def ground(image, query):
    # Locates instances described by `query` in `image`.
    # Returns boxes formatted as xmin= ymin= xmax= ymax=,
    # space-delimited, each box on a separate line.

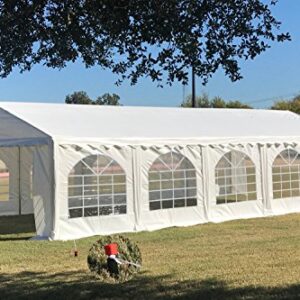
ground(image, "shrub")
xmin=87 ymin=235 xmax=142 ymax=283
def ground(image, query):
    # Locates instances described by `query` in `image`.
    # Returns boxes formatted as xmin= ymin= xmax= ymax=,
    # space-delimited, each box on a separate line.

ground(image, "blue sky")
xmin=0 ymin=1 xmax=299 ymax=108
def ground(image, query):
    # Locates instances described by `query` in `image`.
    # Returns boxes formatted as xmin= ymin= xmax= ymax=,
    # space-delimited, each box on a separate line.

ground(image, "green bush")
xmin=87 ymin=235 xmax=142 ymax=283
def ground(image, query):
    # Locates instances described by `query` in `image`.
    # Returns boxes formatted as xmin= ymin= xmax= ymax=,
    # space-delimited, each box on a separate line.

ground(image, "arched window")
xmin=0 ymin=160 xmax=9 ymax=201
xmin=272 ymin=149 xmax=300 ymax=199
xmin=148 ymin=152 xmax=197 ymax=210
xmin=215 ymin=151 xmax=256 ymax=204
xmin=68 ymin=154 xmax=126 ymax=218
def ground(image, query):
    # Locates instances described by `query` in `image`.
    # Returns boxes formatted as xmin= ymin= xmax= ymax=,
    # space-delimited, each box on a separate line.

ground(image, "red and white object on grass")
xmin=104 ymin=243 xmax=119 ymax=256
xmin=104 ymin=243 xmax=141 ymax=268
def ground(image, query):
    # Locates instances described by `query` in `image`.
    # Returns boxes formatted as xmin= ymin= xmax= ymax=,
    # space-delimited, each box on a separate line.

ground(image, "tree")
xmin=65 ymin=91 xmax=92 ymax=104
xmin=271 ymin=95 xmax=300 ymax=114
xmin=226 ymin=101 xmax=252 ymax=109
xmin=181 ymin=93 xmax=210 ymax=108
xmin=180 ymin=94 xmax=253 ymax=109
xmin=0 ymin=1 xmax=290 ymax=86
xmin=211 ymin=97 xmax=226 ymax=108
xmin=65 ymin=91 xmax=121 ymax=105
xmin=95 ymin=93 xmax=121 ymax=106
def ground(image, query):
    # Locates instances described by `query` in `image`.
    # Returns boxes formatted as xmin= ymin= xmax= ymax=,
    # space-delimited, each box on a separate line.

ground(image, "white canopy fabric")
xmin=0 ymin=102 xmax=299 ymax=144
xmin=0 ymin=102 xmax=299 ymax=240
xmin=0 ymin=106 xmax=50 ymax=146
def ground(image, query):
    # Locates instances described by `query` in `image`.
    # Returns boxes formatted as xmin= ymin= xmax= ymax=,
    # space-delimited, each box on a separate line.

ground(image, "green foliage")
xmin=271 ymin=95 xmax=300 ymax=114
xmin=65 ymin=91 xmax=121 ymax=105
xmin=95 ymin=93 xmax=121 ymax=106
xmin=210 ymin=97 xmax=226 ymax=108
xmin=0 ymin=1 xmax=290 ymax=85
xmin=65 ymin=91 xmax=92 ymax=104
xmin=226 ymin=101 xmax=252 ymax=109
xmin=181 ymin=94 xmax=253 ymax=109
xmin=87 ymin=235 xmax=142 ymax=283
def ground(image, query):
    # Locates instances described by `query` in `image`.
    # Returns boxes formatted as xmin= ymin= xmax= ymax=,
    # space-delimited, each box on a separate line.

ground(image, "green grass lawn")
xmin=1 ymin=214 xmax=300 ymax=299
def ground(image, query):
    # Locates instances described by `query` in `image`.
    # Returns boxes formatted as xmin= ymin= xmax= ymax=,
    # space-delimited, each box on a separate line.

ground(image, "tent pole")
xmin=192 ymin=66 xmax=196 ymax=108
xmin=18 ymin=146 xmax=21 ymax=215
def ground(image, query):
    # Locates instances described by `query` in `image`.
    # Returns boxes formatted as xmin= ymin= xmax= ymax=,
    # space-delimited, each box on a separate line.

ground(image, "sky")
xmin=0 ymin=1 xmax=299 ymax=108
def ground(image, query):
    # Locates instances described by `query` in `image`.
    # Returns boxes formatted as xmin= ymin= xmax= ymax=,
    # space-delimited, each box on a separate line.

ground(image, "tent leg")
xmin=18 ymin=146 xmax=21 ymax=215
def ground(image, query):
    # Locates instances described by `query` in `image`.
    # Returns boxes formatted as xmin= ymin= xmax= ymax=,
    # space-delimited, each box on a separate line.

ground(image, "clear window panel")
xmin=99 ymin=185 xmax=113 ymax=194
xmin=281 ymin=173 xmax=290 ymax=181
xmin=162 ymin=200 xmax=173 ymax=209
xmin=84 ymin=197 xmax=98 ymax=206
xmin=149 ymin=172 xmax=160 ymax=181
xmin=215 ymin=151 xmax=256 ymax=205
xmin=161 ymin=171 xmax=173 ymax=180
xmin=162 ymin=190 xmax=173 ymax=199
xmin=68 ymin=186 xmax=83 ymax=197
xmin=247 ymin=174 xmax=256 ymax=183
xmin=292 ymin=190 xmax=300 ymax=197
xmin=99 ymin=175 xmax=112 ymax=185
xmin=186 ymin=179 xmax=196 ymax=187
xmin=273 ymin=191 xmax=281 ymax=199
xmin=148 ymin=152 xmax=197 ymax=211
xmin=246 ymin=167 xmax=256 ymax=175
xmin=99 ymin=195 xmax=113 ymax=205
xmin=247 ymin=183 xmax=256 ymax=192
xmin=99 ymin=206 xmax=113 ymax=216
xmin=291 ymin=181 xmax=299 ymax=189
xmin=174 ymin=199 xmax=185 ymax=207
xmin=186 ymin=189 xmax=197 ymax=197
xmin=272 ymin=166 xmax=280 ymax=173
xmin=149 ymin=201 xmax=161 ymax=210
xmin=161 ymin=181 xmax=173 ymax=190
xmin=174 ymin=189 xmax=185 ymax=199
xmin=84 ymin=207 xmax=98 ymax=217
xmin=68 ymin=176 xmax=82 ymax=186
xmin=114 ymin=185 xmax=126 ymax=194
xmin=272 ymin=174 xmax=281 ymax=182
xmin=226 ymin=194 xmax=237 ymax=203
xmin=84 ymin=176 xmax=98 ymax=185
xmin=72 ymin=161 xmax=93 ymax=175
xmin=114 ymin=205 xmax=127 ymax=214
xmin=113 ymin=175 xmax=126 ymax=183
xmin=114 ymin=195 xmax=126 ymax=204
xmin=186 ymin=170 xmax=196 ymax=178
xmin=186 ymin=198 xmax=197 ymax=206
xmin=149 ymin=191 xmax=161 ymax=200
xmin=237 ymin=194 xmax=247 ymax=201
xmin=0 ymin=167 xmax=9 ymax=201
xmin=282 ymin=182 xmax=290 ymax=190
xmin=173 ymin=170 xmax=185 ymax=178
xmin=149 ymin=181 xmax=160 ymax=190
xmin=84 ymin=185 xmax=98 ymax=196
xmin=104 ymin=160 xmax=124 ymax=175
xmin=68 ymin=154 xmax=127 ymax=218
xmin=68 ymin=197 xmax=83 ymax=208
xmin=174 ymin=179 xmax=185 ymax=188
xmin=248 ymin=192 xmax=257 ymax=201
xmin=216 ymin=196 xmax=226 ymax=204
xmin=69 ymin=208 xmax=83 ymax=218
xmin=282 ymin=190 xmax=291 ymax=198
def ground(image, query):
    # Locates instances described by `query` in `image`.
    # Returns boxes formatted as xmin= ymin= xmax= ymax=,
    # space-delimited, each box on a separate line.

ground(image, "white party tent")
xmin=0 ymin=102 xmax=300 ymax=240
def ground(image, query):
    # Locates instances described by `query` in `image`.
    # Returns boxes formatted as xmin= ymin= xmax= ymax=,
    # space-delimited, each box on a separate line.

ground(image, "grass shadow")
xmin=0 ymin=270 xmax=300 ymax=300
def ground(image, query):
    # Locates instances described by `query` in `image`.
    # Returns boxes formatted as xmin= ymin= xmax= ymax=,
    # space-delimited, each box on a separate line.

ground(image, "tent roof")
xmin=0 ymin=102 xmax=299 ymax=145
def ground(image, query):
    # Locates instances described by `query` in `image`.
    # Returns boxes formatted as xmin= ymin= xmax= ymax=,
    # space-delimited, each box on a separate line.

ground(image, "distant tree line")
xmin=65 ymin=90 xmax=300 ymax=114
xmin=271 ymin=95 xmax=300 ymax=114
xmin=180 ymin=93 xmax=252 ymax=109
xmin=65 ymin=91 xmax=121 ymax=106
xmin=181 ymin=93 xmax=300 ymax=114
